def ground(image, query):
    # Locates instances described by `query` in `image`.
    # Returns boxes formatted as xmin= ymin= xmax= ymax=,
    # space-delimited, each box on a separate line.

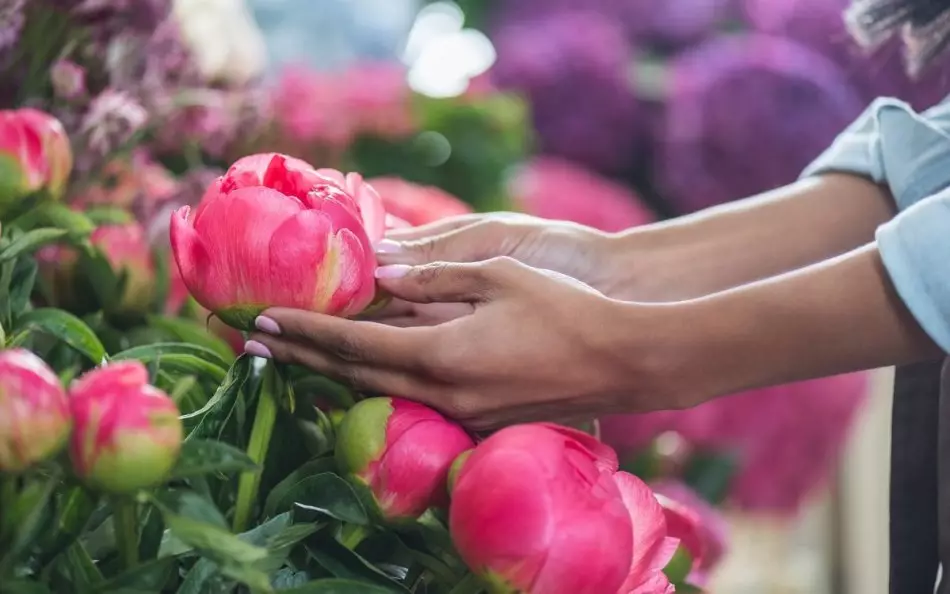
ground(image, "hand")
xmin=246 ymin=258 xmax=660 ymax=430
xmin=366 ymin=213 xmax=622 ymax=326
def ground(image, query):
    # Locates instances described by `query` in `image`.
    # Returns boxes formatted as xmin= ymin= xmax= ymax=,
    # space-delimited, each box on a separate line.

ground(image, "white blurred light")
xmin=403 ymin=1 xmax=496 ymax=98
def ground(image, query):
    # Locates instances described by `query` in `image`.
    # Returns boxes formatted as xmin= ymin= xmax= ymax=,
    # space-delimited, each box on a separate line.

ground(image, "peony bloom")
xmin=510 ymin=156 xmax=655 ymax=232
xmin=652 ymin=480 xmax=729 ymax=589
xmin=0 ymin=349 xmax=71 ymax=472
xmin=165 ymin=263 xmax=244 ymax=354
xmin=92 ymin=223 xmax=157 ymax=315
xmin=449 ymin=423 xmax=676 ymax=594
xmin=367 ymin=177 xmax=472 ymax=227
xmin=170 ymin=153 xmax=385 ymax=329
xmin=335 ymin=397 xmax=474 ymax=521
xmin=601 ymin=373 xmax=869 ymax=513
xmin=658 ymin=34 xmax=864 ymax=213
xmin=68 ymin=361 xmax=183 ymax=494
xmin=0 ymin=108 xmax=73 ymax=207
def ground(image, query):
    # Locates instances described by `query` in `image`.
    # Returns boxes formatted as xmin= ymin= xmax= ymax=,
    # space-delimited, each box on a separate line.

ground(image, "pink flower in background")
xmin=271 ymin=66 xmax=357 ymax=148
xmin=335 ymin=397 xmax=475 ymax=521
xmin=50 ymin=59 xmax=87 ymax=100
xmin=0 ymin=349 xmax=71 ymax=472
xmin=652 ymin=480 xmax=729 ymax=588
xmin=68 ymin=361 xmax=183 ymax=494
xmin=170 ymin=153 xmax=383 ymax=329
xmin=0 ymin=108 xmax=73 ymax=203
xmin=601 ymin=373 xmax=869 ymax=513
xmin=91 ymin=222 xmax=158 ymax=315
xmin=367 ymin=177 xmax=472 ymax=227
xmin=510 ymin=156 xmax=655 ymax=232
xmin=449 ymin=423 xmax=676 ymax=594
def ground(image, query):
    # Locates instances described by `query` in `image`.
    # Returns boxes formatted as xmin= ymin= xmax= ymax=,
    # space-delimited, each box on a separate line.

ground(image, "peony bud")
xmin=0 ymin=349 xmax=71 ymax=472
xmin=170 ymin=153 xmax=385 ymax=329
xmin=92 ymin=223 xmax=156 ymax=315
xmin=50 ymin=59 xmax=87 ymax=101
xmin=68 ymin=361 xmax=183 ymax=494
xmin=449 ymin=424 xmax=678 ymax=594
xmin=335 ymin=397 xmax=474 ymax=521
xmin=0 ymin=108 xmax=72 ymax=208
xmin=367 ymin=177 xmax=472 ymax=227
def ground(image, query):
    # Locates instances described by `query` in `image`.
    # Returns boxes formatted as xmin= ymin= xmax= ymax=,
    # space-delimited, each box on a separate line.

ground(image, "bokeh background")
xmin=243 ymin=1 xmax=940 ymax=591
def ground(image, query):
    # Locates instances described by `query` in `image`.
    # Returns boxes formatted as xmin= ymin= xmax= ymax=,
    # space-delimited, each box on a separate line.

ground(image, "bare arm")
xmin=607 ymin=174 xmax=895 ymax=301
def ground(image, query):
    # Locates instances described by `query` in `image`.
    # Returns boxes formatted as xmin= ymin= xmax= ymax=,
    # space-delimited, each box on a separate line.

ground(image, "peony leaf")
xmin=14 ymin=308 xmax=107 ymax=364
xmin=265 ymin=473 xmax=368 ymax=526
xmin=305 ymin=531 xmax=410 ymax=593
xmin=186 ymin=354 xmax=252 ymax=441
xmin=170 ymin=439 xmax=259 ymax=478
xmin=19 ymin=202 xmax=96 ymax=236
xmin=143 ymin=314 xmax=236 ymax=363
xmin=263 ymin=457 xmax=337 ymax=518
xmin=0 ymin=228 xmax=69 ymax=263
xmin=35 ymin=487 xmax=98 ymax=568
xmin=278 ymin=579 xmax=395 ymax=594
xmin=92 ymin=556 xmax=178 ymax=592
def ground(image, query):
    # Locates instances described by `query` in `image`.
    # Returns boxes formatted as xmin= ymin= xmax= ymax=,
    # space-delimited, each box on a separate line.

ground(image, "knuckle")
xmin=414 ymin=262 xmax=450 ymax=286
xmin=331 ymin=334 xmax=365 ymax=363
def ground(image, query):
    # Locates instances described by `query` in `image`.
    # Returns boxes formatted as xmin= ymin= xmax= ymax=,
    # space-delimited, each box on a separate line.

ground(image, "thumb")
xmin=375 ymin=219 xmax=505 ymax=266
xmin=374 ymin=258 xmax=519 ymax=304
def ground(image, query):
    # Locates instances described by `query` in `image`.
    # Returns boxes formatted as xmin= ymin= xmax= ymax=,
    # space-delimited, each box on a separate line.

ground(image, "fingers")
xmin=384 ymin=214 xmax=486 ymax=241
xmin=252 ymin=308 xmax=432 ymax=370
xmin=244 ymin=335 xmax=425 ymax=395
xmin=377 ymin=215 xmax=530 ymax=266
xmin=374 ymin=258 xmax=523 ymax=304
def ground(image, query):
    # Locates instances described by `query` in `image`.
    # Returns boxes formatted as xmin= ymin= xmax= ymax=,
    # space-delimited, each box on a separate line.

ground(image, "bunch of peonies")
xmin=0 ymin=350 xmax=183 ymax=494
xmin=335 ymin=397 xmax=717 ymax=593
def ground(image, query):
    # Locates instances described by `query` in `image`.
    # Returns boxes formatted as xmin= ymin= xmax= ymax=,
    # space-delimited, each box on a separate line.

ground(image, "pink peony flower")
xmin=0 ymin=108 xmax=73 ymax=206
xmin=366 ymin=177 xmax=472 ymax=227
xmin=68 ymin=361 xmax=183 ymax=494
xmin=449 ymin=423 xmax=676 ymax=594
xmin=652 ymin=480 xmax=729 ymax=588
xmin=335 ymin=397 xmax=475 ymax=521
xmin=91 ymin=222 xmax=157 ymax=315
xmin=170 ymin=153 xmax=385 ymax=329
xmin=510 ymin=156 xmax=656 ymax=232
xmin=0 ymin=349 xmax=71 ymax=472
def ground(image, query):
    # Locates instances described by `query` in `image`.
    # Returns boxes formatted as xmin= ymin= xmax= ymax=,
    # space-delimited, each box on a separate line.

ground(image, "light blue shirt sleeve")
xmin=801 ymin=96 xmax=950 ymax=352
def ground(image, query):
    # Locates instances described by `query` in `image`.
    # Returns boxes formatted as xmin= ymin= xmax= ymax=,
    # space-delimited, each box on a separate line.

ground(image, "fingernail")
xmin=375 ymin=239 xmax=403 ymax=254
xmin=244 ymin=340 xmax=272 ymax=359
xmin=255 ymin=315 xmax=281 ymax=335
xmin=375 ymin=264 xmax=412 ymax=279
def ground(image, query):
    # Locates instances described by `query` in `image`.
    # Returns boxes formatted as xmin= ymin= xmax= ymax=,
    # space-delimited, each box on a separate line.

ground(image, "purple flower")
xmin=490 ymin=11 xmax=643 ymax=173
xmin=0 ymin=0 xmax=25 ymax=55
xmin=78 ymin=89 xmax=147 ymax=171
xmin=742 ymin=0 xmax=950 ymax=110
xmin=50 ymin=59 xmax=86 ymax=100
xmin=656 ymin=34 xmax=865 ymax=213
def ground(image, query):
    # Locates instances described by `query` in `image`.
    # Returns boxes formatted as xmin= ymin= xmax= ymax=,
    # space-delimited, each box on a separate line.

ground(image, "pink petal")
xmin=613 ymin=472 xmax=677 ymax=593
xmin=346 ymin=173 xmax=386 ymax=245
xmin=537 ymin=422 xmax=618 ymax=472
xmin=266 ymin=209 xmax=334 ymax=311
xmin=169 ymin=206 xmax=215 ymax=310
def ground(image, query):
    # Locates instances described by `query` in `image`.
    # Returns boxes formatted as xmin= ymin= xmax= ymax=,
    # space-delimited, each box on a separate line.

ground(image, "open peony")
xmin=169 ymin=152 xmax=385 ymax=329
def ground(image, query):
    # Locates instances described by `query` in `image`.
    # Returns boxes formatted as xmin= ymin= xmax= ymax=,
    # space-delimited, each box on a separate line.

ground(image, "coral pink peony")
xmin=68 ymin=361 xmax=183 ymax=494
xmin=92 ymin=223 xmax=157 ymax=315
xmin=169 ymin=153 xmax=385 ymax=329
xmin=367 ymin=177 xmax=473 ymax=227
xmin=335 ymin=397 xmax=474 ymax=521
xmin=510 ymin=157 xmax=655 ymax=232
xmin=0 ymin=108 xmax=72 ymax=208
xmin=449 ymin=423 xmax=676 ymax=594
xmin=0 ymin=349 xmax=71 ymax=472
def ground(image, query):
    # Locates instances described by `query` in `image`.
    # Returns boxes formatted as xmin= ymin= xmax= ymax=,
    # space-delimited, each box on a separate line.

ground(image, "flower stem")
xmin=0 ymin=475 xmax=17 ymax=537
xmin=233 ymin=360 xmax=279 ymax=533
xmin=447 ymin=573 xmax=485 ymax=594
xmin=112 ymin=497 xmax=138 ymax=569
xmin=339 ymin=523 xmax=371 ymax=550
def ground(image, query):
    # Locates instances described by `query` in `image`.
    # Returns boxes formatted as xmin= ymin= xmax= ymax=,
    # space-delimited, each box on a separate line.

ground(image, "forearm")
xmin=637 ymin=243 xmax=942 ymax=409
xmin=606 ymin=174 xmax=895 ymax=301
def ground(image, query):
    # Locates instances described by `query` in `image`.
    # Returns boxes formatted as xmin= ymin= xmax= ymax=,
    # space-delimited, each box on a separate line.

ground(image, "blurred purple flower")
xmin=657 ymin=34 xmax=864 ymax=213
xmin=145 ymin=166 xmax=221 ymax=246
xmin=601 ymin=373 xmax=869 ymax=514
xmin=492 ymin=0 xmax=733 ymax=50
xmin=490 ymin=10 xmax=642 ymax=173
xmin=70 ymin=0 xmax=171 ymax=34
xmin=742 ymin=0 xmax=950 ymax=110
xmin=78 ymin=89 xmax=147 ymax=171
xmin=0 ymin=0 xmax=25 ymax=55
xmin=51 ymin=59 xmax=86 ymax=100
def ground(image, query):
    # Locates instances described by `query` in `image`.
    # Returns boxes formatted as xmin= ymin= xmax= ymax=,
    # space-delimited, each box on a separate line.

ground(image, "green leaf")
xmin=7 ymin=255 xmax=37 ymax=319
xmin=146 ymin=315 xmax=236 ymax=363
xmin=26 ymin=202 xmax=96 ymax=235
xmin=0 ymin=581 xmax=53 ymax=594
xmin=0 ymin=228 xmax=69 ymax=262
xmin=14 ymin=308 xmax=107 ymax=364
xmin=272 ymin=568 xmax=311 ymax=590
xmin=262 ymin=457 xmax=338 ymax=518
xmin=91 ymin=557 xmax=177 ymax=592
xmin=187 ymin=354 xmax=252 ymax=441
xmin=279 ymin=579 xmax=395 ymax=594
xmin=59 ymin=542 xmax=104 ymax=591
xmin=36 ymin=486 xmax=98 ymax=567
xmin=137 ymin=505 xmax=164 ymax=562
xmin=265 ymin=473 xmax=367 ymax=525
xmin=0 ymin=474 xmax=60 ymax=572
xmin=306 ymin=532 xmax=409 ymax=593
xmin=239 ymin=513 xmax=320 ymax=574
xmin=83 ymin=206 xmax=133 ymax=226
xmin=112 ymin=342 xmax=229 ymax=374
xmin=170 ymin=439 xmax=259 ymax=478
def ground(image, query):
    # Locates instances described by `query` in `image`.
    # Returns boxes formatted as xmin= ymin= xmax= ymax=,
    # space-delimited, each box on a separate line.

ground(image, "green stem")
xmin=112 ymin=497 xmax=138 ymax=569
xmin=339 ymin=523 xmax=371 ymax=550
xmin=233 ymin=360 xmax=279 ymax=532
xmin=0 ymin=475 xmax=17 ymax=537
xmin=447 ymin=573 xmax=485 ymax=594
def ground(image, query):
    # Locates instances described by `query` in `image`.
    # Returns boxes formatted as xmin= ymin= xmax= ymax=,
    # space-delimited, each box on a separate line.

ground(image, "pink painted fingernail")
xmin=255 ymin=316 xmax=280 ymax=335
xmin=375 ymin=264 xmax=411 ymax=279
xmin=244 ymin=340 xmax=272 ymax=359
xmin=375 ymin=239 xmax=403 ymax=254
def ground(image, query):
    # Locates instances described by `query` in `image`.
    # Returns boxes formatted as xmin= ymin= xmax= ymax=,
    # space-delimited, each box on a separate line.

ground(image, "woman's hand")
xmin=245 ymin=258 xmax=671 ymax=431
xmin=366 ymin=213 xmax=624 ymax=326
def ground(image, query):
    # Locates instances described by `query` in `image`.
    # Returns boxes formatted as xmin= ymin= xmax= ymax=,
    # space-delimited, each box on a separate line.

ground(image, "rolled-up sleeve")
xmin=877 ymin=192 xmax=950 ymax=352
xmin=799 ymin=98 xmax=890 ymax=183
